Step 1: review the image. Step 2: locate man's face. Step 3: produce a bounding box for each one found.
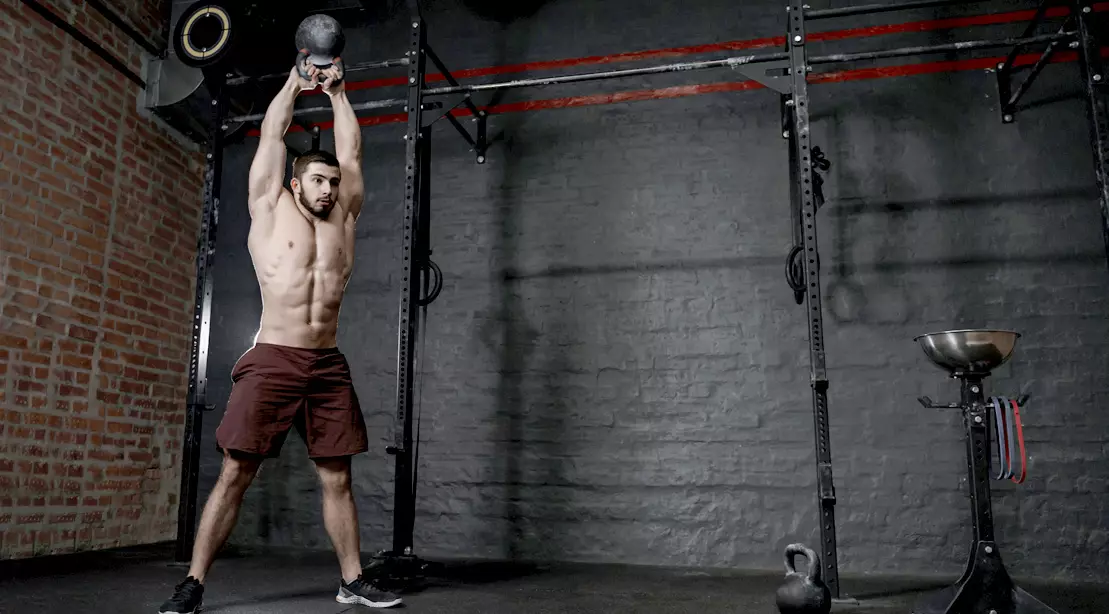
[293,162,341,218]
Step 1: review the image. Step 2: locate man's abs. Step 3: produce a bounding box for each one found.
[248,202,356,349]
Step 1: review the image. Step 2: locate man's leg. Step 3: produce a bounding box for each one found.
[313,456,362,583]
[314,456,402,608]
[304,350,399,607]
[189,452,263,582]
[158,451,262,614]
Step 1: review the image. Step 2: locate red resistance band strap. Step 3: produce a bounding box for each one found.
[1008,397,1027,485]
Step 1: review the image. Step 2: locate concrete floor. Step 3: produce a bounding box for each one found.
[0,544,1104,614]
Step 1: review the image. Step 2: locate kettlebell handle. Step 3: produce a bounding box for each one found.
[783,543,822,582]
[296,50,345,86]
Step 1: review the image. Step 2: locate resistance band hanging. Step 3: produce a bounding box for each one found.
[989,396,1028,485]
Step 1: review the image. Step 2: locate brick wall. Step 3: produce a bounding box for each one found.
[0,0,203,559]
[200,0,1109,582]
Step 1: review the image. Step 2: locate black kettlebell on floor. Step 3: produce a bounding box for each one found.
[775,543,831,614]
[294,13,346,80]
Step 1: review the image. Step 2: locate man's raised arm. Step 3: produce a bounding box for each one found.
[248,66,316,216]
[323,71,365,220]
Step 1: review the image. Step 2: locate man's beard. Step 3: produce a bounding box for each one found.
[297,188,332,219]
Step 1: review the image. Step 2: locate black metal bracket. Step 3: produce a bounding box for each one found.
[996,0,1076,123]
[174,76,226,564]
[737,59,792,94]
[310,125,322,151]
[918,393,1030,409]
[424,44,489,164]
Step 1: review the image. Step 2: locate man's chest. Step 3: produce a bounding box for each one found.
[261,212,354,271]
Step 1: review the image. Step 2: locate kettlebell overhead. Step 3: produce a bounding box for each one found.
[294,13,347,84]
[295,13,346,69]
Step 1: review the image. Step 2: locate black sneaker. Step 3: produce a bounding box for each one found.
[158,576,204,614]
[336,575,403,608]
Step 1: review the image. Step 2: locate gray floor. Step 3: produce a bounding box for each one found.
[0,544,1105,614]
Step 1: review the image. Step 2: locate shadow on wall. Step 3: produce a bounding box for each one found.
[470,9,572,556]
[820,187,1102,326]
[486,132,546,560]
[816,88,1102,329]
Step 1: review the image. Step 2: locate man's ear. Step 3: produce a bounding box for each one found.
[290,177,300,191]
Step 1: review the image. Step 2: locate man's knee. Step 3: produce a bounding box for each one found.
[217,451,262,492]
[314,457,352,495]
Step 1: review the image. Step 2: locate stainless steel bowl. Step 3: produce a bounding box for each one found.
[913,329,1021,374]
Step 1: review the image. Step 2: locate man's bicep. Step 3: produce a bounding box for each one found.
[341,160,365,217]
[248,135,286,211]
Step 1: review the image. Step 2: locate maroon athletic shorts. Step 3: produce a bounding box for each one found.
[214,343,369,459]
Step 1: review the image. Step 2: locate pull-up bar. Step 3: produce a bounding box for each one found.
[222,29,1076,123]
[805,0,985,19]
[225,56,411,86]
[808,30,1074,64]
[421,54,783,97]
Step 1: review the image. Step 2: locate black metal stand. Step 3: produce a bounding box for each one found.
[174,76,226,564]
[785,0,842,599]
[914,376,1058,614]
[367,2,446,589]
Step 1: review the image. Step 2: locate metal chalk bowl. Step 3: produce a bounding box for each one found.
[913,329,1020,375]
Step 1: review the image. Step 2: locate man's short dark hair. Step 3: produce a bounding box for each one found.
[293,150,340,179]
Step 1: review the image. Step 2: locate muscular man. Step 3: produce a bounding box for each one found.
[158,59,401,613]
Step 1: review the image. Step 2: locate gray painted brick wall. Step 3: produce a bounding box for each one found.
[197,0,1109,583]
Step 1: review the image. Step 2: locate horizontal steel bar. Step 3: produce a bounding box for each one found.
[226,97,407,123]
[226,57,411,86]
[809,31,1075,64]
[806,0,983,19]
[421,53,788,96]
[225,31,1075,125]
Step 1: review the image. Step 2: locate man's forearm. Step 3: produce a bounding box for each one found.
[329,91,361,160]
[260,78,301,140]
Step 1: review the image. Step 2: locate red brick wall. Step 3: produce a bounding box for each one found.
[0,0,203,559]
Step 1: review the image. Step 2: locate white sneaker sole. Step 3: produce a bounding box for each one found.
[336,594,403,608]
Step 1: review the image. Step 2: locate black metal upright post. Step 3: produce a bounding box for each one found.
[1074,0,1109,269]
[786,0,841,599]
[382,0,428,569]
[914,375,1059,614]
[175,78,226,564]
[389,122,432,557]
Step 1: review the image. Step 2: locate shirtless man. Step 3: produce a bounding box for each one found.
[158,60,401,613]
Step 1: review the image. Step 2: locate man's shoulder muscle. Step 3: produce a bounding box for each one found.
[249,187,289,216]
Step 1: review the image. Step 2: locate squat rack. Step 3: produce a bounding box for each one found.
[176,0,1109,602]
